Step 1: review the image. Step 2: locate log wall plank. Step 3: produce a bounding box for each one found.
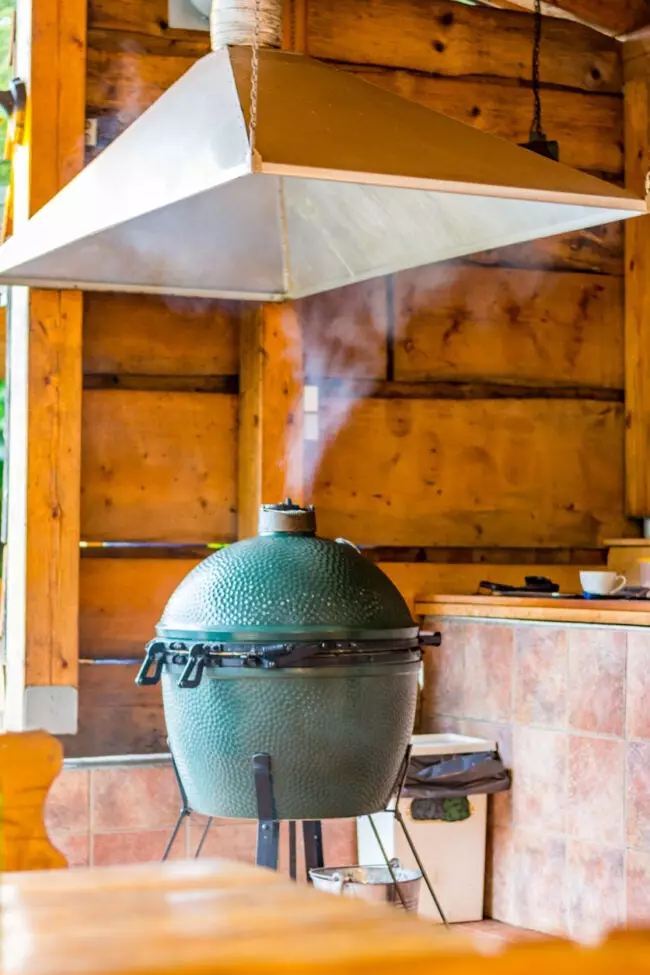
[60,664,166,757]
[81,391,238,542]
[80,557,200,658]
[393,266,624,388]
[298,279,389,381]
[305,0,621,92]
[84,294,239,376]
[311,398,629,547]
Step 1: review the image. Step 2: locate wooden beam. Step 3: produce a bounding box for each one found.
[481,0,650,37]
[238,306,304,540]
[306,0,621,92]
[283,0,308,52]
[624,72,650,518]
[3,0,86,734]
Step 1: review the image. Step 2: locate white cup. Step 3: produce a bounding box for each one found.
[579,571,626,596]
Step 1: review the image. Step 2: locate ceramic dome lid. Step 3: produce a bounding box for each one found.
[156,502,417,644]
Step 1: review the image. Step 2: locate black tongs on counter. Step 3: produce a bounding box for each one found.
[478,576,560,596]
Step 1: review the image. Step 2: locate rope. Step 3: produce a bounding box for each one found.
[210,0,283,49]
[249,0,262,154]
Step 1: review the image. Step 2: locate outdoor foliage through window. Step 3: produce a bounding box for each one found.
[0,1,14,193]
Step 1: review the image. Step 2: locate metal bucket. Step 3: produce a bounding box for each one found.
[310,860,422,912]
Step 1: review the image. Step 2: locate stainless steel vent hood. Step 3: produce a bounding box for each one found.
[0,1,644,301]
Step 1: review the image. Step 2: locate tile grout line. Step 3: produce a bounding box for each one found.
[623,629,629,926]
[563,628,571,936]
[89,768,95,868]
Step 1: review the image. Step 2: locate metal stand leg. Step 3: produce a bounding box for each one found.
[303,821,324,881]
[389,743,449,927]
[289,822,297,881]
[163,750,191,861]
[394,807,449,928]
[253,753,280,870]
[193,817,214,859]
[367,814,408,910]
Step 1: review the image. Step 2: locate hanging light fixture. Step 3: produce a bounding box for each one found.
[519,0,559,162]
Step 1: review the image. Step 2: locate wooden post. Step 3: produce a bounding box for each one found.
[624,53,650,518]
[3,0,86,733]
[283,0,308,53]
[238,305,304,540]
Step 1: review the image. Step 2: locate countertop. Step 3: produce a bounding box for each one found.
[415,594,650,626]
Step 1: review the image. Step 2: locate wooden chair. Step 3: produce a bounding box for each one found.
[0,730,67,871]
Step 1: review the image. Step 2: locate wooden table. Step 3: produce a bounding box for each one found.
[1,858,471,975]
[3,858,650,975]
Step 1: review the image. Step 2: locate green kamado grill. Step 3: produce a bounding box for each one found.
[137,501,423,822]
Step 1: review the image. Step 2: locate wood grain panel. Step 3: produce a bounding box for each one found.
[81,391,237,542]
[88,0,210,38]
[306,0,621,92]
[80,557,201,658]
[381,563,590,612]
[348,67,623,177]
[464,223,622,277]
[499,0,650,37]
[60,664,166,757]
[311,398,630,547]
[86,47,193,129]
[84,293,239,376]
[0,732,67,870]
[298,279,389,381]
[393,266,624,388]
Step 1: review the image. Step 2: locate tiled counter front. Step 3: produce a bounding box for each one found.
[44,757,356,874]
[421,618,650,941]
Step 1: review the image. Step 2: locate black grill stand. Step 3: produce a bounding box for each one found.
[164,745,447,927]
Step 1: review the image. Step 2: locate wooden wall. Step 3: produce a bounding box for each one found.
[68,0,634,755]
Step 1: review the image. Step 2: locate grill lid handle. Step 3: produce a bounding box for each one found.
[136,642,166,686]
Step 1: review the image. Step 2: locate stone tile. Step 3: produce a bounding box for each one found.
[568,629,626,737]
[44,769,90,833]
[514,627,567,728]
[322,819,358,867]
[627,631,650,741]
[91,766,180,832]
[465,624,515,722]
[567,736,625,845]
[188,821,258,864]
[485,825,517,924]
[92,827,187,866]
[421,620,467,717]
[512,727,567,833]
[513,830,567,936]
[566,840,625,943]
[627,850,650,925]
[627,740,650,852]
[49,831,90,868]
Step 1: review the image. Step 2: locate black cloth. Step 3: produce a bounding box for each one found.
[403,751,511,799]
